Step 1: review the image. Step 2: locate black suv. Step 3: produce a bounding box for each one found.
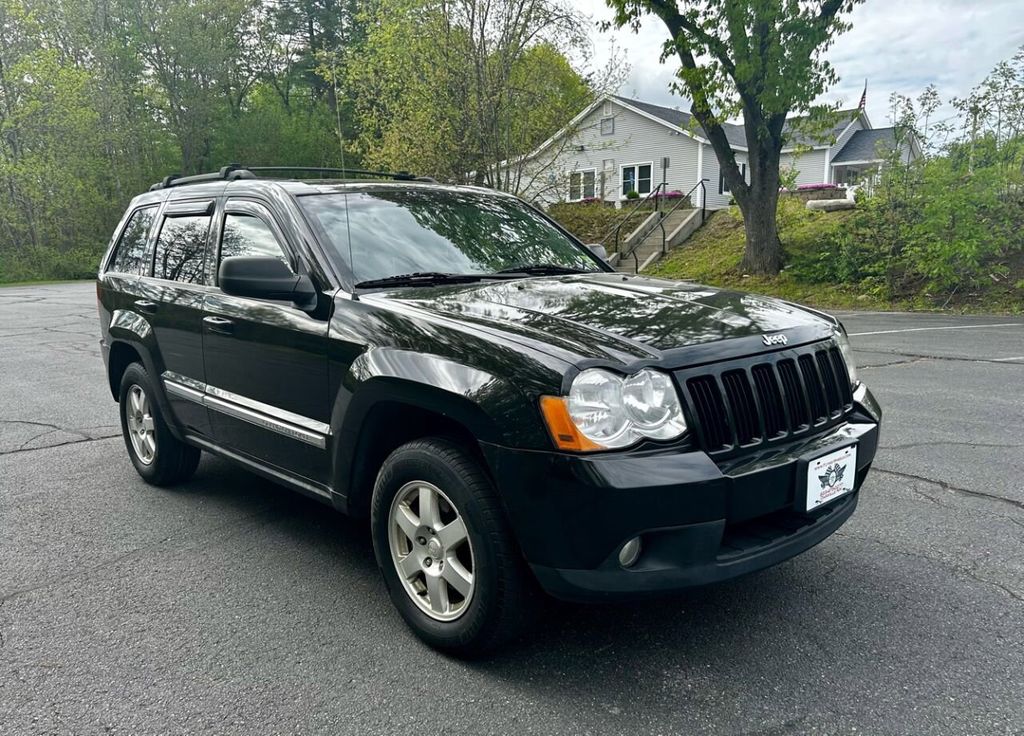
[97,166,881,654]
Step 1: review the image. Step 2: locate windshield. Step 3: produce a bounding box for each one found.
[298,189,602,284]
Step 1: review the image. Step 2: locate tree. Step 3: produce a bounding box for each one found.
[349,0,592,187]
[129,0,267,173]
[606,0,863,274]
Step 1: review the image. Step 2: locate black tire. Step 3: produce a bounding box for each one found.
[118,363,200,487]
[371,437,537,656]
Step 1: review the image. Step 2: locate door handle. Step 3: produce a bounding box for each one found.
[134,300,158,314]
[202,315,234,335]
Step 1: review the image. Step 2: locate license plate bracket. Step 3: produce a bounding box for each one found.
[797,443,858,512]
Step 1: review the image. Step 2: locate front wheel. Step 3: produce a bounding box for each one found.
[371,438,536,656]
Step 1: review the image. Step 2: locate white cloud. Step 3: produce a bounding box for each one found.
[567,0,1024,125]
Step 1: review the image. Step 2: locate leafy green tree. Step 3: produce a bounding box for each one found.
[605,0,863,274]
[350,0,591,187]
[128,0,267,173]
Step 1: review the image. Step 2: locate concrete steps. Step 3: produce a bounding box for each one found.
[614,208,703,273]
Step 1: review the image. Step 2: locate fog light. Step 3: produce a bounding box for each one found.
[618,537,642,568]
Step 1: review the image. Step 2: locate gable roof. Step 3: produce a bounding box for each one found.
[613,95,747,147]
[786,108,862,147]
[831,128,900,163]
[612,95,862,150]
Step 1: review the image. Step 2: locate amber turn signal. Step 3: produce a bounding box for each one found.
[539,395,604,452]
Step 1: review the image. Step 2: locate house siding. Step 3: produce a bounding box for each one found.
[702,147,748,208]
[779,148,829,187]
[521,100,705,207]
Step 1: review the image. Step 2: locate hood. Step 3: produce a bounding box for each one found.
[364,273,836,366]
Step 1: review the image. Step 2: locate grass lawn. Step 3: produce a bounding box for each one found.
[648,200,1024,314]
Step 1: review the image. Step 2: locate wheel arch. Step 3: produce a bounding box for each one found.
[107,341,146,400]
[105,336,186,442]
[335,387,500,519]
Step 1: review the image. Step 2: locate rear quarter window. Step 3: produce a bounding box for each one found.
[108,207,157,275]
[153,215,211,284]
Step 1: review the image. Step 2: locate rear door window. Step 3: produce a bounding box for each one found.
[109,207,157,275]
[153,214,211,284]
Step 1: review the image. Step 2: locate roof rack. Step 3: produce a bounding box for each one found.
[149,164,436,190]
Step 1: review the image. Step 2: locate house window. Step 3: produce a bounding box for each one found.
[569,169,596,201]
[600,117,615,135]
[719,163,747,194]
[621,163,653,198]
[603,100,613,117]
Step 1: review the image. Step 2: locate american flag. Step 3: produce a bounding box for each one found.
[858,81,867,110]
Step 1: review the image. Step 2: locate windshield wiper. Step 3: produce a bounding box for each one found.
[492,263,591,276]
[354,271,506,289]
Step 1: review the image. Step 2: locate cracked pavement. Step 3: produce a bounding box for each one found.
[1,283,1022,735]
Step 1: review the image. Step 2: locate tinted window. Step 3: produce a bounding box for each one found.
[109,207,156,274]
[220,214,291,270]
[298,190,598,284]
[153,215,210,283]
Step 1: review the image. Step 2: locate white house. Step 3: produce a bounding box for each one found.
[518,94,920,209]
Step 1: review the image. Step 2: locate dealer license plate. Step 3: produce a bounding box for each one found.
[805,444,857,511]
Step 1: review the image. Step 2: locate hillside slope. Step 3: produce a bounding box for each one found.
[648,198,1023,314]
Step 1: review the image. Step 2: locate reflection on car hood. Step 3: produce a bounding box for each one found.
[366,273,836,365]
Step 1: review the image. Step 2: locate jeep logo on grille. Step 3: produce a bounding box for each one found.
[762,334,788,346]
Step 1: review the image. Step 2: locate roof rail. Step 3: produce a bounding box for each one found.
[149,164,254,191]
[245,166,435,182]
[149,164,434,190]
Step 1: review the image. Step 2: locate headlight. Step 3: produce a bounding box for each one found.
[835,325,858,386]
[540,368,687,451]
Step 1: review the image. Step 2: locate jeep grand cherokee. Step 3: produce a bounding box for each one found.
[96,165,881,655]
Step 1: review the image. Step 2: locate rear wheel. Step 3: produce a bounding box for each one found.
[118,363,200,486]
[371,438,536,656]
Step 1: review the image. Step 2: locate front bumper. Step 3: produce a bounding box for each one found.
[483,385,880,601]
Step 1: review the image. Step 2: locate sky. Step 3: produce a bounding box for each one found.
[567,0,1024,128]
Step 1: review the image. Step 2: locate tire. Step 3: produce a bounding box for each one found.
[371,437,537,656]
[118,363,200,487]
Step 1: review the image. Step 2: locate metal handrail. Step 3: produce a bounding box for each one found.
[597,182,668,255]
[619,178,710,274]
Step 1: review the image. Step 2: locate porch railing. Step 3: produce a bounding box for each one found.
[618,178,709,274]
[597,182,668,256]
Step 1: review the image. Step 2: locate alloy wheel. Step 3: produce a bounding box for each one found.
[388,480,475,622]
[125,384,156,465]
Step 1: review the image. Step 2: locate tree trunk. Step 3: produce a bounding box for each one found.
[737,137,784,274]
[738,190,783,274]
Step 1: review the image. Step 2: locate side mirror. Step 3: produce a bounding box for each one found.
[586,243,608,261]
[219,256,317,309]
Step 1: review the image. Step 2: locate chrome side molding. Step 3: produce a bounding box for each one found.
[162,370,330,449]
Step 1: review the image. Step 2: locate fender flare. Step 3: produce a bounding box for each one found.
[106,311,185,441]
[329,348,550,508]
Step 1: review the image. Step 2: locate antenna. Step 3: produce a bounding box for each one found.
[330,53,356,288]
[331,59,347,174]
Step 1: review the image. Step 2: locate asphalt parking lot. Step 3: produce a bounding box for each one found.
[1,281,1022,735]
